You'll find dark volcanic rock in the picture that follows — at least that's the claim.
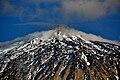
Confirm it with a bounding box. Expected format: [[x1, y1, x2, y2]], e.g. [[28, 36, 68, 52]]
[[0, 29, 120, 80]]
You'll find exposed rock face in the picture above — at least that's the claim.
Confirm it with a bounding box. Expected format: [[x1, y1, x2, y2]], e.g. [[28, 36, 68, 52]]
[[0, 27, 120, 80]]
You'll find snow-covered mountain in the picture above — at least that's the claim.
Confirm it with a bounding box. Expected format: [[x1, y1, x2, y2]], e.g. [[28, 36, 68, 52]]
[[0, 26, 120, 80], [0, 26, 119, 50]]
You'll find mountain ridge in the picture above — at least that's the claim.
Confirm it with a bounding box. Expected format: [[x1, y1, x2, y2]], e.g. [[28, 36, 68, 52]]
[[0, 26, 120, 50], [0, 26, 120, 80]]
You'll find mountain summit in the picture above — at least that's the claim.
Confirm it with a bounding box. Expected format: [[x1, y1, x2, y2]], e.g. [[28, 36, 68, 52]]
[[0, 26, 120, 80]]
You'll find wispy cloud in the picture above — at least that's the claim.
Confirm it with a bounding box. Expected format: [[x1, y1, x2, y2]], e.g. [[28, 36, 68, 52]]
[[0, 0, 61, 22], [14, 22, 65, 29], [14, 22, 60, 26], [0, 0, 120, 21], [0, 0, 25, 20], [0, 0, 14, 14], [62, 0, 120, 19]]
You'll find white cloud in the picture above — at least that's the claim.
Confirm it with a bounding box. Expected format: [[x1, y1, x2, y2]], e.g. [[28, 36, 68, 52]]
[[62, 0, 120, 19]]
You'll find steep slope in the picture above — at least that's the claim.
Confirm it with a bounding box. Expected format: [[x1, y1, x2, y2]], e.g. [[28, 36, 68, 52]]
[[0, 26, 120, 80]]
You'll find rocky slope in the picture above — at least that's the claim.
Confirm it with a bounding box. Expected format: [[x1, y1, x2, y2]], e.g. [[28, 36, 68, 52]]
[[0, 26, 120, 80]]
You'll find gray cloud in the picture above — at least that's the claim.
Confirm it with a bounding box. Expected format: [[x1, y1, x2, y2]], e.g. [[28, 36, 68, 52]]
[[0, 0, 120, 21], [0, 0, 14, 14], [0, 0, 24, 19], [62, 0, 120, 19], [0, 0, 62, 22]]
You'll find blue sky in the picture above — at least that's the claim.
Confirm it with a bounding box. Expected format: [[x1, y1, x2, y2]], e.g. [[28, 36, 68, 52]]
[[0, 0, 120, 42]]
